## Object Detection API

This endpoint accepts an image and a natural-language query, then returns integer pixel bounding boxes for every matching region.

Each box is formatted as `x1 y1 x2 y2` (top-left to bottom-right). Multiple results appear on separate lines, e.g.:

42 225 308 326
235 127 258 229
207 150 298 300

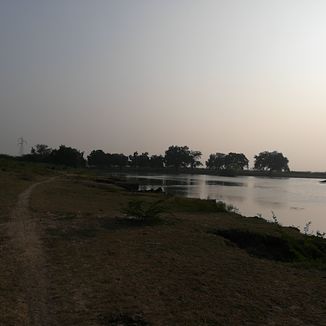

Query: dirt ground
1 169 326 325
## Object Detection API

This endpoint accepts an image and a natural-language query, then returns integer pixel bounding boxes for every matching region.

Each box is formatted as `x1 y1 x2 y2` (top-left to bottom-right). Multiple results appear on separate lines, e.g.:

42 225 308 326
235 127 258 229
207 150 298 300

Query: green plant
122 199 168 221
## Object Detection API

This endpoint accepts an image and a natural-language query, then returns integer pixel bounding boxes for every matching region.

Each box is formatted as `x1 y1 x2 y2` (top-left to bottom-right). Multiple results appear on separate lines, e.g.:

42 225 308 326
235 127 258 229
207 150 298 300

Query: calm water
123 173 326 233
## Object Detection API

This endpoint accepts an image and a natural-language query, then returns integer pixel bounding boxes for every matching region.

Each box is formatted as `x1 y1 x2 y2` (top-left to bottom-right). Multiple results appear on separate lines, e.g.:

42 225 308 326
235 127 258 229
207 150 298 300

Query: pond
122 173 326 234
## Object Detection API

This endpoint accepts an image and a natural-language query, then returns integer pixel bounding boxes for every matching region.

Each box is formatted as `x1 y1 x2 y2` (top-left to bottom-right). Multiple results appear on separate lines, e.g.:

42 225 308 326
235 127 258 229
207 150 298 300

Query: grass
1 159 326 325
212 228 326 268
121 199 169 224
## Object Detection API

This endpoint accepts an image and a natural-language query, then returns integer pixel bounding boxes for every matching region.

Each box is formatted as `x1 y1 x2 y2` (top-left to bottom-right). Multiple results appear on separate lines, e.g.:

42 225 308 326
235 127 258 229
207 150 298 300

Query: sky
1 0 326 171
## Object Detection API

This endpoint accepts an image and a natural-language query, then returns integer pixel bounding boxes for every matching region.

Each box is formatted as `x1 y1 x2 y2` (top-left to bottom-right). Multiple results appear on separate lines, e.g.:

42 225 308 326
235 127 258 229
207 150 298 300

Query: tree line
22 144 290 172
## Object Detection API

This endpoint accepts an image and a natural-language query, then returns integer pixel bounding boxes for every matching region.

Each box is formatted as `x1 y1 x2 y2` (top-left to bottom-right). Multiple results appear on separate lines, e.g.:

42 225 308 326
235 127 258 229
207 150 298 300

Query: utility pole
17 137 27 156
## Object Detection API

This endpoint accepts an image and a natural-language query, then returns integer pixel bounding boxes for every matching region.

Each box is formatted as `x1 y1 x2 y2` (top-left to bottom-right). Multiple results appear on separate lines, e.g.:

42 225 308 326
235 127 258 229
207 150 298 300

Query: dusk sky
1 1 326 171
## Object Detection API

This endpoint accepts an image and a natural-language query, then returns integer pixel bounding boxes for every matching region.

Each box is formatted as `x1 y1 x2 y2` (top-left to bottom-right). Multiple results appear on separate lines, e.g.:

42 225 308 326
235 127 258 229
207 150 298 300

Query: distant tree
107 153 129 168
254 151 289 172
129 152 150 168
50 145 86 167
87 150 108 167
25 144 53 162
224 152 249 170
165 145 202 169
31 144 52 158
206 153 226 170
149 155 165 169
188 150 203 169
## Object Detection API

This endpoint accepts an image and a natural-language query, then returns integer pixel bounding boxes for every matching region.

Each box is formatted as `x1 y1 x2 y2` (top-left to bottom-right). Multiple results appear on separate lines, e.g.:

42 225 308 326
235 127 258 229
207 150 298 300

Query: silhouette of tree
206 153 226 170
25 144 53 162
254 151 289 172
50 145 86 167
165 145 202 169
189 150 203 169
129 152 150 168
206 152 248 170
165 146 189 169
31 144 52 157
224 152 249 170
87 150 107 167
149 155 165 169
107 153 129 168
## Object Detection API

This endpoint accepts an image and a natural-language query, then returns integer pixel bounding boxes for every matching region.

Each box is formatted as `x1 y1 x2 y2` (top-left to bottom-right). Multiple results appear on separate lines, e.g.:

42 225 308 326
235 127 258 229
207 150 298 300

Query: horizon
1 1 326 171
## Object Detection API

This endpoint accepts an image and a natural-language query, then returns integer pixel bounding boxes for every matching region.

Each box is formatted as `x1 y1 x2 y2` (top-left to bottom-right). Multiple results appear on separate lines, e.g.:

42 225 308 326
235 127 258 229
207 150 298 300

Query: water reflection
205 180 245 187
123 173 326 233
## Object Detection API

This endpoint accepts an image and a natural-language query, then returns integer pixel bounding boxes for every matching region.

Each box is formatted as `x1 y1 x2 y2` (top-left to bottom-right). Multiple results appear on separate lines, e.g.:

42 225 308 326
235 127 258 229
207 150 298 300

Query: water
123 173 326 233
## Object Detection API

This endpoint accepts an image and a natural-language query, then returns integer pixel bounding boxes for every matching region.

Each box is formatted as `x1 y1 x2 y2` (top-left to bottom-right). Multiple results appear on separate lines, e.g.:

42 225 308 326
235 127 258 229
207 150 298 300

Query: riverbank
1 161 326 325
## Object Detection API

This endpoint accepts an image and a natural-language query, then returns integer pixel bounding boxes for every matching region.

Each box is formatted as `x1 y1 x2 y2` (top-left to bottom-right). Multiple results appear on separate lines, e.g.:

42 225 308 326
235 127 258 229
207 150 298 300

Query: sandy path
8 178 56 326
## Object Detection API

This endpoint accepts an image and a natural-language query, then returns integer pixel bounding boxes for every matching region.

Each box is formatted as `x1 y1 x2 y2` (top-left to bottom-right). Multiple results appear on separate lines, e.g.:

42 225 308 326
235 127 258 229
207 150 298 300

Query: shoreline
92 166 326 180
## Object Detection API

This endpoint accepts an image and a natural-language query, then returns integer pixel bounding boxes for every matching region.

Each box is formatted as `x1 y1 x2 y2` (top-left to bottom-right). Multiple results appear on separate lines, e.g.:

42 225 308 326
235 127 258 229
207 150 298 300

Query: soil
1 169 326 325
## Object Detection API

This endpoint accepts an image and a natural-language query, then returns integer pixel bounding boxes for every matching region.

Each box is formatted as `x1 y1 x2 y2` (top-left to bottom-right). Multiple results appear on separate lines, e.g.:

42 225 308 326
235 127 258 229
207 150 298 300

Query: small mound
212 229 326 264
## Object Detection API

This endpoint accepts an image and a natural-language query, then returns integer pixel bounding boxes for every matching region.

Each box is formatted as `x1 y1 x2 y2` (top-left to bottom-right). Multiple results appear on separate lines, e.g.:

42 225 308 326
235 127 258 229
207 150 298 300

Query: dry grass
1 162 326 325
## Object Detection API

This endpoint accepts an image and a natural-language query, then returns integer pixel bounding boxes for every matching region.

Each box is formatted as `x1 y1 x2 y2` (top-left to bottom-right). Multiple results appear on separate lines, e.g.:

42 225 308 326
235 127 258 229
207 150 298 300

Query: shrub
121 199 168 221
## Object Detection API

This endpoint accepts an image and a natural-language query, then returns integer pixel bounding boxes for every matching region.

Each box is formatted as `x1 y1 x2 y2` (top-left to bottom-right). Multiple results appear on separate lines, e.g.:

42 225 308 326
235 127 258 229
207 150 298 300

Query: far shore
91 166 326 180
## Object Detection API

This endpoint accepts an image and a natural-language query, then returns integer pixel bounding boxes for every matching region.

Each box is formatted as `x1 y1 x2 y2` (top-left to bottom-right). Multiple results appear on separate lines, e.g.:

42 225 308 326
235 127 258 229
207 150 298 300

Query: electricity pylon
17 137 27 156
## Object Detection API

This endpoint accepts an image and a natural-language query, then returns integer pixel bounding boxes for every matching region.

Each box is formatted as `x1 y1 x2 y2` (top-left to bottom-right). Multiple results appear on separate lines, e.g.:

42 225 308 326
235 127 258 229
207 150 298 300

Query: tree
188 150 203 169
129 152 150 168
165 145 202 169
149 155 165 169
107 153 129 168
206 152 248 170
206 153 226 170
87 150 107 167
31 144 52 157
50 145 86 167
224 152 249 170
254 151 289 172
26 144 53 162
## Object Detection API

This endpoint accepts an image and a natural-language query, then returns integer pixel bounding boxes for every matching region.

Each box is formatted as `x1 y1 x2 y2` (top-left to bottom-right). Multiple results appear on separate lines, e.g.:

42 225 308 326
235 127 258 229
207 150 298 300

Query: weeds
121 199 168 222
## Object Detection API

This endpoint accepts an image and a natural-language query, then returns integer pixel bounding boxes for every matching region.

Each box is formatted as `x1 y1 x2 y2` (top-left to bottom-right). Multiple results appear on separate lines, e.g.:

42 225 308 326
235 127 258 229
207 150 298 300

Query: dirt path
8 178 56 326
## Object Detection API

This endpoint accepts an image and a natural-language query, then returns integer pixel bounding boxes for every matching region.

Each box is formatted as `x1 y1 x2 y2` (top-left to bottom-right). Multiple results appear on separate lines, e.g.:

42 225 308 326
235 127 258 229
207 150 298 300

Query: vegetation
164 145 202 169
121 199 168 222
22 144 86 167
0 160 326 325
213 228 326 267
206 152 249 171
88 150 128 168
9 142 295 174
254 151 290 172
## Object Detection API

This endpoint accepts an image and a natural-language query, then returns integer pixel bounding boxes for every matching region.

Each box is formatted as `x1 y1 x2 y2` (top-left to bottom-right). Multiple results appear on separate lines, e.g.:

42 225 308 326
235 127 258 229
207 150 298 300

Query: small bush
121 199 168 221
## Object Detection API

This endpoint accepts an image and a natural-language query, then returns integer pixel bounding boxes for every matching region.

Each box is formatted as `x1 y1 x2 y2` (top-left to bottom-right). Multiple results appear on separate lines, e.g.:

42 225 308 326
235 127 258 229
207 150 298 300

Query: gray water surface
123 173 326 233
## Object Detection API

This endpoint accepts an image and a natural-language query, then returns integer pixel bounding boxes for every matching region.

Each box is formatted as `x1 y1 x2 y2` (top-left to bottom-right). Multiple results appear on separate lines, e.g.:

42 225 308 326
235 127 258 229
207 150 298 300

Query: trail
8 177 56 326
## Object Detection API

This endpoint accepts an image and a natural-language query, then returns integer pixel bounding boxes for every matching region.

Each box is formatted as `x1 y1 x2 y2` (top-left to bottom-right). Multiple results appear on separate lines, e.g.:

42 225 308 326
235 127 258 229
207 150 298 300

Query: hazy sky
1 0 326 171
